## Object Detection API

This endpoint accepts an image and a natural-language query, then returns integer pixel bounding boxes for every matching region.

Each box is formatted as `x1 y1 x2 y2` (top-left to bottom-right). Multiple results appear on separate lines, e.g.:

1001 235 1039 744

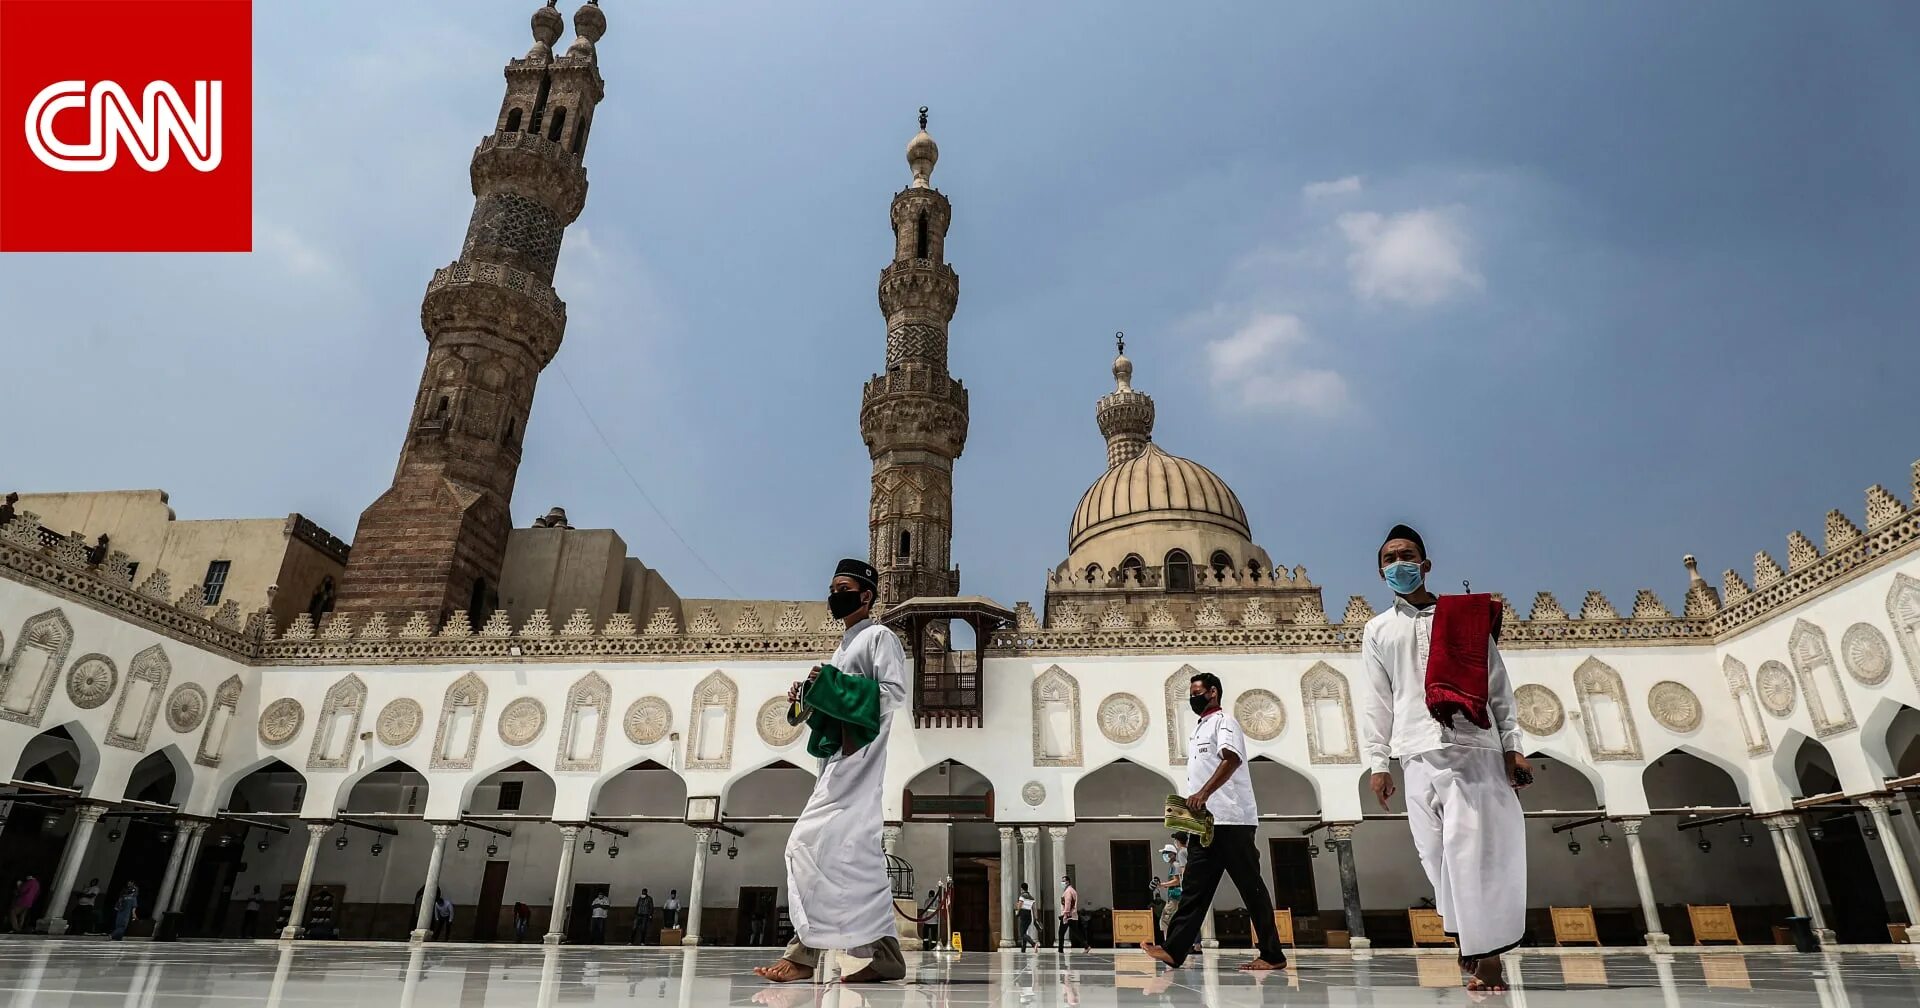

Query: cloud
1203 313 1349 416
1336 207 1481 307
1302 175 1363 200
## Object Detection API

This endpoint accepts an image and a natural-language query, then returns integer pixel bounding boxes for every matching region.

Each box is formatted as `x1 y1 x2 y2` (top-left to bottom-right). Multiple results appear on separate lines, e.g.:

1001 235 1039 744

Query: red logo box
1 0 251 252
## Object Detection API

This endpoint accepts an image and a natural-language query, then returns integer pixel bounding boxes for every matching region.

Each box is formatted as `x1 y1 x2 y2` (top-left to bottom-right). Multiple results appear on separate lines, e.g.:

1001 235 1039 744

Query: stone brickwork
336 4 609 625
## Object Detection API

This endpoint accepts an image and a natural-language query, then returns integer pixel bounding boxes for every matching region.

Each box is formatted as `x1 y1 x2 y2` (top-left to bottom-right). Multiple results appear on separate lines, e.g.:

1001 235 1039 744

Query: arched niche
307 673 366 771
124 746 188 805
1788 620 1856 738
1033 666 1082 767
1861 697 1920 781
0 609 72 726
590 758 688 818
902 759 992 821
106 644 170 752
556 671 610 772
1301 662 1359 765
1573 657 1641 761
196 676 242 768
722 759 815 819
462 759 557 817
1073 758 1178 818
14 723 99 789
686 671 738 772
1248 755 1320 815
1888 573 1920 688
219 757 306 814
1165 666 1200 766
432 672 488 771
1642 748 1748 808
343 758 428 814
1517 750 1603 814
1722 655 1770 756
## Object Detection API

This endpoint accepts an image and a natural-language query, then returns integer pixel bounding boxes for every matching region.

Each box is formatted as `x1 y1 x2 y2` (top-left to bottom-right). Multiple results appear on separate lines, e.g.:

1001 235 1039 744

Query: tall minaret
336 2 608 624
1097 332 1156 467
861 108 969 605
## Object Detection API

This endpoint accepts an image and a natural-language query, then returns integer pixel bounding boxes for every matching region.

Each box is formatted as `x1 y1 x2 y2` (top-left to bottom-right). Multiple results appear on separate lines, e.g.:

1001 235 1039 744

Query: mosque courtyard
0 941 1916 1008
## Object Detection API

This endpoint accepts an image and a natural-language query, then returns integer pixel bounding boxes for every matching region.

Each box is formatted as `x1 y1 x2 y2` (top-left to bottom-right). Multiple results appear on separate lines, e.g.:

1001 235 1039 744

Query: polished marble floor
0 942 1916 1008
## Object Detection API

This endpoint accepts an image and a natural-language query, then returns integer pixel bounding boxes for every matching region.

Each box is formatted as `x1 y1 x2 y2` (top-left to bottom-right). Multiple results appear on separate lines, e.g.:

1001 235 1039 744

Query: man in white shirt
1140 671 1286 972
590 890 611 944
1016 884 1036 951
1361 524 1531 992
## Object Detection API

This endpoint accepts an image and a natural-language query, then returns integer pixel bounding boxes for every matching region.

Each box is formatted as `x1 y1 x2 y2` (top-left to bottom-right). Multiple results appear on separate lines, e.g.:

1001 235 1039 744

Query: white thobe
1360 598 1526 959
784 617 908 951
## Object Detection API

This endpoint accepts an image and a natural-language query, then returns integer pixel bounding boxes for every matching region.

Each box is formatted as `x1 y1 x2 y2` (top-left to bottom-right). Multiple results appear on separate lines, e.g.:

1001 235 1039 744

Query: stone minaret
861 109 969 605
336 2 608 625
1097 332 1155 467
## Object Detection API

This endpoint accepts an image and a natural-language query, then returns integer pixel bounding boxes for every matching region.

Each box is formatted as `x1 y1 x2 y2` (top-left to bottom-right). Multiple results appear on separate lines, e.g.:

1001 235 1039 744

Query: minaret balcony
469 132 589 221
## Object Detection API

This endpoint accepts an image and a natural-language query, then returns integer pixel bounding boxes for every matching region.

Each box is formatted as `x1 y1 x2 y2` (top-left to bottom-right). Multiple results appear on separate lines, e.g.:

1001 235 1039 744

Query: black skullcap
834 558 878 592
1381 524 1426 559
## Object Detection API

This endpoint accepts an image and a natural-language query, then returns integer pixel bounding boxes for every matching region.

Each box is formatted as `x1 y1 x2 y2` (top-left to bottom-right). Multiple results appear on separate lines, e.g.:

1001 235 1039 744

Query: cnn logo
1 0 251 252
25 80 223 173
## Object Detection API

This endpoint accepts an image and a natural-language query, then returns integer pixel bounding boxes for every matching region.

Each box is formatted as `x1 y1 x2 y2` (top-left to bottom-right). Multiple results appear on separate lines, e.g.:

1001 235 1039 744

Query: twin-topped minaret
336 2 609 625
860 110 970 606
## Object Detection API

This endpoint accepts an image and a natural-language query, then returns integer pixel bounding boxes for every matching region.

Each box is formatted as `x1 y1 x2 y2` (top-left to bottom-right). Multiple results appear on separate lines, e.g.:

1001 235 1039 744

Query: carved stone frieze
377 698 425 746
65 653 117 710
625 696 671 745
1233 689 1285 742
1096 692 1148 745
1647 680 1702 734
1755 660 1797 717
499 696 547 747
1513 683 1564 737
259 698 304 746
165 683 207 733
757 696 804 748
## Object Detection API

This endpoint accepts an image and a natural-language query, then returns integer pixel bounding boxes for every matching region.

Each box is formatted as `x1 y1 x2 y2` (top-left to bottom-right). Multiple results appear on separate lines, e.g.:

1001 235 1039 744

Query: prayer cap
1382 524 1426 559
835 558 879 592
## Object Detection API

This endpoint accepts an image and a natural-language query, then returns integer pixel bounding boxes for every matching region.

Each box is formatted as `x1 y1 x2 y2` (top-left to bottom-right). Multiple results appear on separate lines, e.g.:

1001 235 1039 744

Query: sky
4 1 1918 616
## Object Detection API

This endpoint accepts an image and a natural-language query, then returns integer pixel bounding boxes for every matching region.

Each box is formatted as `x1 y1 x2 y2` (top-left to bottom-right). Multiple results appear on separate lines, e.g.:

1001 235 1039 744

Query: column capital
1018 826 1040 842
1619 818 1645 836
559 824 582 841
997 825 1014 839
430 822 455 839
305 821 335 839
1046 824 1069 840
1326 822 1357 842
1759 812 1801 829
691 826 713 844
1859 795 1894 812
74 803 110 825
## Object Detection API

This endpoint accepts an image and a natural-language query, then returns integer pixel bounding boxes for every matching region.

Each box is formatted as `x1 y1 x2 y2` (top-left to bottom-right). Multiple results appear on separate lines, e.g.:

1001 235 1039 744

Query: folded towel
1163 795 1215 847
804 663 882 760
1425 594 1503 730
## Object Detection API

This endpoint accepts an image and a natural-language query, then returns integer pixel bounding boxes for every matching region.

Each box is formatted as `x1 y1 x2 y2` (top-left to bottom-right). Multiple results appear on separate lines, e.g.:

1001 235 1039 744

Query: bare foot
1238 958 1284 971
1466 957 1508 992
1137 942 1178 968
752 959 814 984
840 966 899 984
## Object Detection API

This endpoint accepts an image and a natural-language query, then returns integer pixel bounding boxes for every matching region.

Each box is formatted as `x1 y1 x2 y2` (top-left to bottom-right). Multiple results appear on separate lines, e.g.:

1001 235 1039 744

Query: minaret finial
907 108 939 188
1116 330 1125 355
919 106 929 131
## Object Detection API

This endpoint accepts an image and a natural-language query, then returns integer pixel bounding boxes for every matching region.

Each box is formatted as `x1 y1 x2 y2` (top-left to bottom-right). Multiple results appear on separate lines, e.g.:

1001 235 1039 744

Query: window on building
915 212 929 259
505 108 523 132
547 106 567 143
497 780 524 812
307 576 335 621
1119 554 1145 586
1247 558 1264 582
201 560 232 606
898 530 912 560
1165 550 1193 592
125 562 140 581
1210 551 1233 581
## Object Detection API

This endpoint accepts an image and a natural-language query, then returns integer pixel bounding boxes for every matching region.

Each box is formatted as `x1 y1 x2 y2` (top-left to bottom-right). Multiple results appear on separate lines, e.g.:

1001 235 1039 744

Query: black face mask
1189 693 1213 716
828 589 868 620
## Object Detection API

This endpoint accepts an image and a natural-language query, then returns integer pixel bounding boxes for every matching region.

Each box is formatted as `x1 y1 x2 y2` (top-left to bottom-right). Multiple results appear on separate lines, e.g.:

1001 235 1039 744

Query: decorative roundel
1022 781 1046 807
1097 693 1149 744
165 683 207 733
1233 690 1286 742
1648 681 1703 733
66 654 117 710
1513 684 1565 736
499 697 547 747
1755 661 1797 717
757 697 804 747
1841 623 1893 686
258 698 304 746
377 698 425 747
625 697 671 745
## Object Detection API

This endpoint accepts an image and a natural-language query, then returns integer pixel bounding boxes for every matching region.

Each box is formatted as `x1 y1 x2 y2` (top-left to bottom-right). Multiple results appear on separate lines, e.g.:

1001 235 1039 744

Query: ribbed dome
1070 443 1251 551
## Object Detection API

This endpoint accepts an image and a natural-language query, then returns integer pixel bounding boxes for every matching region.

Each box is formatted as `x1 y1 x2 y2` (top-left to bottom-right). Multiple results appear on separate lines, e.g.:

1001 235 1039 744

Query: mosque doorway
950 858 991 952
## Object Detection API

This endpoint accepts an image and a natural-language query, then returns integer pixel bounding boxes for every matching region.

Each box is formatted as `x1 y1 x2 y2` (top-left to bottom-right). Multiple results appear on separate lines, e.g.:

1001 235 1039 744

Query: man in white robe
1361 524 1531 992
756 558 908 984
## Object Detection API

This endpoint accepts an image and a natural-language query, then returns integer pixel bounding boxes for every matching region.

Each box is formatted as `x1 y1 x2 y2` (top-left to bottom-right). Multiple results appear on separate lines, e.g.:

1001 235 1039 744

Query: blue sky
4 1 1917 615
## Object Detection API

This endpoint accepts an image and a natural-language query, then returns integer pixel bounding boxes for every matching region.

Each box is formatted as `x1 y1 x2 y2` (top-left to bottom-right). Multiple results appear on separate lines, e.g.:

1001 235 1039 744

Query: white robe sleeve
868 624 908 716
1359 623 1395 774
1485 635 1522 753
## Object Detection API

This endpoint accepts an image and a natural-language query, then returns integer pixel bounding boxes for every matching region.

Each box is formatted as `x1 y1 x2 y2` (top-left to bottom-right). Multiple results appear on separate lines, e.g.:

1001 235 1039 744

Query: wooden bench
1550 906 1601 947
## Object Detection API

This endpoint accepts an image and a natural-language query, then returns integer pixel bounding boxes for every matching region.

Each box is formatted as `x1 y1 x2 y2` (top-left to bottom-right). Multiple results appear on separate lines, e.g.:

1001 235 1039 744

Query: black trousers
1159 825 1285 967
1016 910 1033 949
1057 914 1089 951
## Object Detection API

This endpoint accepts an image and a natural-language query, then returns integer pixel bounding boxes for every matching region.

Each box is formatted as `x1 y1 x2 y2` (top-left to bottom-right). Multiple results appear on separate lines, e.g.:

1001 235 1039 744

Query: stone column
1861 798 1920 943
281 822 333 939
1019 826 1041 946
1048 825 1068 947
997 826 1017 948
543 825 582 945
149 822 193 925
683 827 713 947
1762 815 1812 919
42 802 109 935
1619 818 1670 950
1329 823 1369 952
1777 814 1837 945
410 823 455 943
155 821 210 940
883 824 902 857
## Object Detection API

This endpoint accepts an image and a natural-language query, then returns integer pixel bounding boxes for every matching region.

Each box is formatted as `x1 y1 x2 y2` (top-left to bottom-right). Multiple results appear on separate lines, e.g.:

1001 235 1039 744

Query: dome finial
1111 331 1133 392
1116 330 1125 355
919 106 929 131
907 107 939 188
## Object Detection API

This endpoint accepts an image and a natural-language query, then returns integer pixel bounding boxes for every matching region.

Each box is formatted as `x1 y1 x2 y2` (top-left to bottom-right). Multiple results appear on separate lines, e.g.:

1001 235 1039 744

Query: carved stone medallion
757 697 804 747
1513 684 1564 736
1648 681 1702 733
499 697 546 746
1097 693 1148 744
1756 661 1797 717
625 697 671 745
259 698 304 746
1022 781 1046 807
66 655 117 710
165 683 207 733
1233 689 1285 742
377 698 425 746
1841 623 1893 686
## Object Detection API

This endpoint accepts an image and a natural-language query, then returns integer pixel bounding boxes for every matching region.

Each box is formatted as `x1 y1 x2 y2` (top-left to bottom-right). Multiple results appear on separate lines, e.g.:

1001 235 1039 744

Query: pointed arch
459 757 557 817
556 671 611 772
1073 757 1179 817
1166 666 1198 765
1642 743 1752 803
196 675 243 768
123 745 190 804
724 759 816 818
1861 696 1920 781
307 673 367 770
432 672 488 771
1573 657 1641 760
215 756 306 813
12 722 102 790
1789 619 1856 737
1519 741 1608 804
106 644 170 751
1722 655 1770 756
685 670 737 771
1301 662 1359 764
0 608 72 726
589 757 689 818
1032 665 1082 767
341 757 428 814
